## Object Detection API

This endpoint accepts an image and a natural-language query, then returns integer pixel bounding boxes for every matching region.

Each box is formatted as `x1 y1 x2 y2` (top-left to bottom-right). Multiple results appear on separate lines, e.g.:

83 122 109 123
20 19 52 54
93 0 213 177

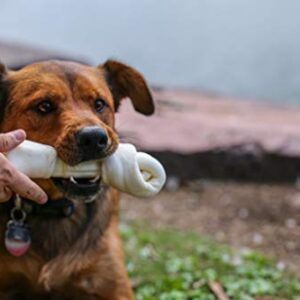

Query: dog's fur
0 60 154 299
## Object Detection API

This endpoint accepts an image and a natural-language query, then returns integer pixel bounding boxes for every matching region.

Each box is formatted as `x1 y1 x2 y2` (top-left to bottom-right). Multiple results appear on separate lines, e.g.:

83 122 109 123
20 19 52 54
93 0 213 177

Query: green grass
121 223 300 300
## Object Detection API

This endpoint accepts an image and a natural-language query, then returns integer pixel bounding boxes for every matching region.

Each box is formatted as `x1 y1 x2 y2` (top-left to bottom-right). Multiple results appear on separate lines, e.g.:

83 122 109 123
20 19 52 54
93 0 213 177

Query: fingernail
39 194 48 204
13 130 25 142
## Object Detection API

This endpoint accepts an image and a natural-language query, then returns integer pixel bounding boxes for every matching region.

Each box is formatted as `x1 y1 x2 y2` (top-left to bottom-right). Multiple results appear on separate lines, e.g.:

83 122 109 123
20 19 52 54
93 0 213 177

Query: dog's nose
76 126 108 160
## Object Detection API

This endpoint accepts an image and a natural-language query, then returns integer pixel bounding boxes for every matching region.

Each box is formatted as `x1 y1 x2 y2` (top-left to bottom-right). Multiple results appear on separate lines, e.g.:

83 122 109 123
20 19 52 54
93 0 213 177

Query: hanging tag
5 220 31 256
4 196 31 256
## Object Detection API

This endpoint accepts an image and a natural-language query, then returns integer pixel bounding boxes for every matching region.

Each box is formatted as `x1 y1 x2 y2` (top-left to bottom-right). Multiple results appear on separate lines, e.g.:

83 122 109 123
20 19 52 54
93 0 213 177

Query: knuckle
25 186 34 197
0 163 14 184
0 134 11 150
25 185 41 200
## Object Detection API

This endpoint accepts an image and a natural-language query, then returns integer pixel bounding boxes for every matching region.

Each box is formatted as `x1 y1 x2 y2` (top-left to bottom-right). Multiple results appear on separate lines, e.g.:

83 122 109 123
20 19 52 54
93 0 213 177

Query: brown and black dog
0 59 154 299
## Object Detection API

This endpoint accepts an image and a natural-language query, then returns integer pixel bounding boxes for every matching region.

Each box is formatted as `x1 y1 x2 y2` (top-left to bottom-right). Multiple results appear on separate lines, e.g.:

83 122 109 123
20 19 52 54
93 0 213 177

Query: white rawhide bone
5 140 166 197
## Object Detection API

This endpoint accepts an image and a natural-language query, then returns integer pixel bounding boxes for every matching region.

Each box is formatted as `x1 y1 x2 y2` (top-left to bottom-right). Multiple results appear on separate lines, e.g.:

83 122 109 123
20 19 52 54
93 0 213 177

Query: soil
120 181 300 275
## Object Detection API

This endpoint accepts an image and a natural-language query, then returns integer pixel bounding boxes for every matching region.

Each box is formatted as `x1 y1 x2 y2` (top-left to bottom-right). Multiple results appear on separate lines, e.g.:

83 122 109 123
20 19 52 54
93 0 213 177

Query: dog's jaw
51 176 103 202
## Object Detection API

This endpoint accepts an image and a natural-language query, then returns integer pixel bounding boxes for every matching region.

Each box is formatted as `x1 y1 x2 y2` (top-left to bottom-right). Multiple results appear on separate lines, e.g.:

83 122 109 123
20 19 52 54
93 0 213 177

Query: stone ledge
116 89 300 181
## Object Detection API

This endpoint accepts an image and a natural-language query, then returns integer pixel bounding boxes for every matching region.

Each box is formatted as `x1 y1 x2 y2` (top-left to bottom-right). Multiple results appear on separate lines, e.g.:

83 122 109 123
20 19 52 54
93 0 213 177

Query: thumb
0 129 26 152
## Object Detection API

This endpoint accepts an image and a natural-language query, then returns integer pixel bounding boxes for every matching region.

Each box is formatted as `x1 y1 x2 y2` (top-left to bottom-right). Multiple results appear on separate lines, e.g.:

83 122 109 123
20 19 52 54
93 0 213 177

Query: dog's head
0 60 154 199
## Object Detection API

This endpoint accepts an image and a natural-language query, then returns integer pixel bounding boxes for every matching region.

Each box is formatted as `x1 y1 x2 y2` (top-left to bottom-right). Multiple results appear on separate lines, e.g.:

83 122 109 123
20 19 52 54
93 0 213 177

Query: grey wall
1 0 300 105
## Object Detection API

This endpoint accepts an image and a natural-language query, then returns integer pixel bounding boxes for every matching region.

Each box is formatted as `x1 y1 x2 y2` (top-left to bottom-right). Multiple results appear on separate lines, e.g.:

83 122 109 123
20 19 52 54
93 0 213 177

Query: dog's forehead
8 60 110 96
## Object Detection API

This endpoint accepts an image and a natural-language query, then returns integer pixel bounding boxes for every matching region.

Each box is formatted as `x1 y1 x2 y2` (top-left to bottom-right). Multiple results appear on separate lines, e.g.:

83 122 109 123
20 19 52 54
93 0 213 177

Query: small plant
121 223 300 300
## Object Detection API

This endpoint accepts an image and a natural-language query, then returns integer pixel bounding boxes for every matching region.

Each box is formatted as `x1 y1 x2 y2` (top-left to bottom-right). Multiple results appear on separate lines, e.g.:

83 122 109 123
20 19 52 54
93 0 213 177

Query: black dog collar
21 197 75 218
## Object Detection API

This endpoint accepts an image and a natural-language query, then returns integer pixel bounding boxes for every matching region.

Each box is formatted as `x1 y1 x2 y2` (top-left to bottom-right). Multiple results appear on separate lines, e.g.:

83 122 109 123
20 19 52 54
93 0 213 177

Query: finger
0 156 47 204
0 129 26 152
7 168 48 204
0 186 12 203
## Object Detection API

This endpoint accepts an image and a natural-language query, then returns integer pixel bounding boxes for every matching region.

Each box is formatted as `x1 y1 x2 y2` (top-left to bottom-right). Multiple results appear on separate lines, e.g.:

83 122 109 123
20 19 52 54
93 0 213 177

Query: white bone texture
5 140 166 198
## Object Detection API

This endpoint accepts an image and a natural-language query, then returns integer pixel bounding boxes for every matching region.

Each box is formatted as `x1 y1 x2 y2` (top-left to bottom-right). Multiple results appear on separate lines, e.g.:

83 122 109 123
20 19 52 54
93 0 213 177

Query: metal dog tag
5 197 31 257
5 220 31 256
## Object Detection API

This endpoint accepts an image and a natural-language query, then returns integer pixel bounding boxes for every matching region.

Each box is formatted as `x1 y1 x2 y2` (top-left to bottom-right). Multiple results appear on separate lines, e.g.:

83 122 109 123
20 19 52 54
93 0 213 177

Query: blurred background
1 1 300 299
3 0 300 104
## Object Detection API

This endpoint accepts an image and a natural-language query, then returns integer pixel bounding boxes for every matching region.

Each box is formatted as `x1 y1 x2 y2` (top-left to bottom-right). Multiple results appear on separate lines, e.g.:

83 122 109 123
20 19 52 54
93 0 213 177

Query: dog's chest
0 194 108 260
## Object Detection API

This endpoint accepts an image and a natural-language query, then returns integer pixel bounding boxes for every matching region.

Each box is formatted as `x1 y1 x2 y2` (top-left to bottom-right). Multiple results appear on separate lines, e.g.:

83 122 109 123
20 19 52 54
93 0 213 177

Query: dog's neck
0 187 112 260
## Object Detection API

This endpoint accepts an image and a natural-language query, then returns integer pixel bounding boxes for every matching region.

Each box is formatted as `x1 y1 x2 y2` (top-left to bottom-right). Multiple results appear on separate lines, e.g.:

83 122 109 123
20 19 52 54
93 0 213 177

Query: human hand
0 129 48 203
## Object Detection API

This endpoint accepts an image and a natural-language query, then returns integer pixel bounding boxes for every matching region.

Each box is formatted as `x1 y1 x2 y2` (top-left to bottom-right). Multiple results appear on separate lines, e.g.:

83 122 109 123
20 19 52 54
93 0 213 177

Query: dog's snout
77 127 108 149
76 126 108 161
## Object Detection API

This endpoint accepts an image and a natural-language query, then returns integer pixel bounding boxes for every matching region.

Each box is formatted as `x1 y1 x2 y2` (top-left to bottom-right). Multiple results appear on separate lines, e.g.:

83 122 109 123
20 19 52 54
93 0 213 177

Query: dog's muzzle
76 126 109 163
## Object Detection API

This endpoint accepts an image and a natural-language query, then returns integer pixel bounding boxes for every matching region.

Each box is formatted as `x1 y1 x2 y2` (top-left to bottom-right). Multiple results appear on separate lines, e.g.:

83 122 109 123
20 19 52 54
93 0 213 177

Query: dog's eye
94 99 107 113
36 100 56 115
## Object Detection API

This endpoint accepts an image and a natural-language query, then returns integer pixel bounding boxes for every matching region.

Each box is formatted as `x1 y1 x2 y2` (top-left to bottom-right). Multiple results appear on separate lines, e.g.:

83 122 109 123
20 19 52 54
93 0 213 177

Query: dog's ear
100 60 154 115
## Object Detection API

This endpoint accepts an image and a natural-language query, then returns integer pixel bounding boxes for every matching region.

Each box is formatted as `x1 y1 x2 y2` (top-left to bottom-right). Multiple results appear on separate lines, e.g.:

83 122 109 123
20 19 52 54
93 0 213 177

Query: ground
121 223 300 300
121 181 300 276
